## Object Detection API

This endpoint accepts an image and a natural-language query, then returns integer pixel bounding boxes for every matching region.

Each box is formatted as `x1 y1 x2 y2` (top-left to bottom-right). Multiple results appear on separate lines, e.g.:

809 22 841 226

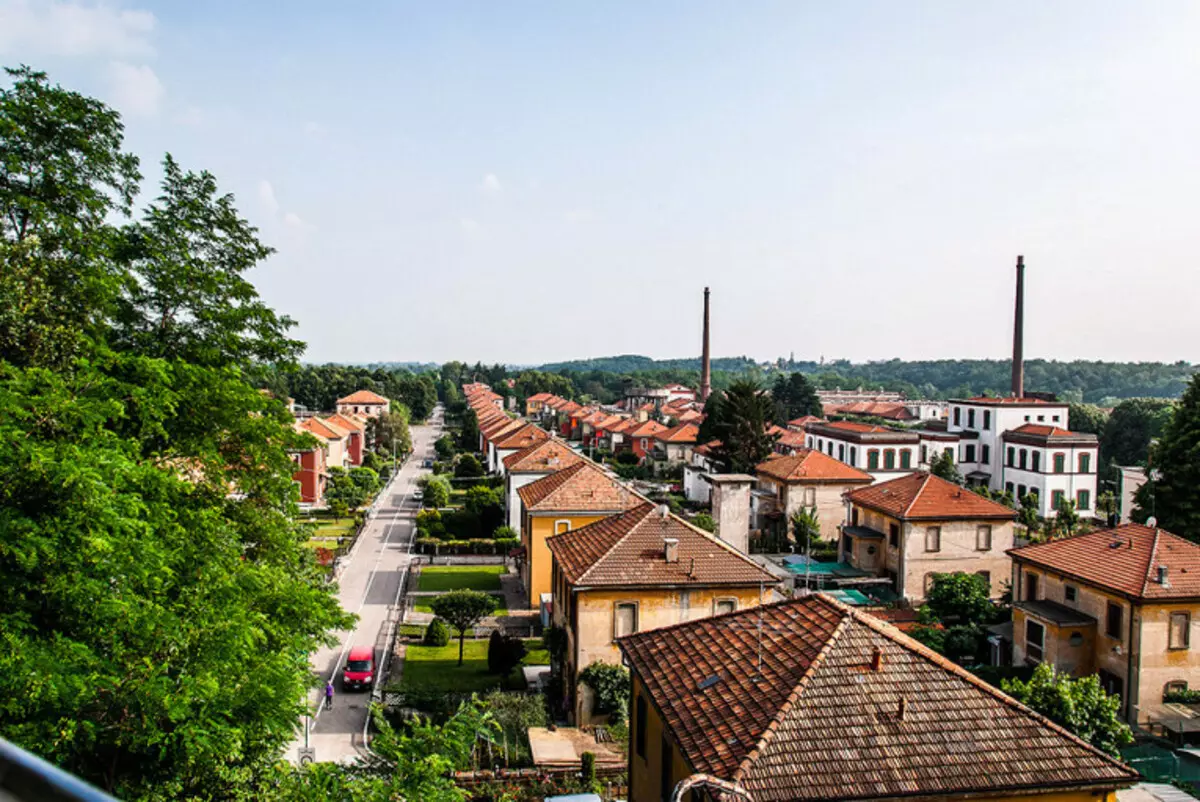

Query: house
840 471 1018 601
662 383 697 404
625 420 669 461
774 428 808 455
502 438 585 531
298 416 351 471
524 392 554 416
787 414 824 432
1008 524 1200 729
806 420 920 481
290 421 329 505
824 400 919 423
754 449 873 542
335 389 390 418
598 416 638 452
578 409 611 447
325 412 367 466
676 409 704 425
546 502 775 724
517 462 643 610
481 415 525 462
653 422 699 465
1000 424 1100 518
592 414 631 452
618 594 1137 802
682 440 720 504
489 422 549 475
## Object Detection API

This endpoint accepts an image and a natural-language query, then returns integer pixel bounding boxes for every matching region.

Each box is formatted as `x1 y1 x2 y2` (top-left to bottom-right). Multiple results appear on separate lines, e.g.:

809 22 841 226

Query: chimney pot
871 646 884 672
664 537 679 563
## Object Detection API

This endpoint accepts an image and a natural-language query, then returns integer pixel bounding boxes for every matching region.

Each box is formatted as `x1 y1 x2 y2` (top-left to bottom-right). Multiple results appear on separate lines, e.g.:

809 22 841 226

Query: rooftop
953 396 1066 407
618 595 1137 801
656 422 700 444
1003 423 1099 444
503 438 585 473
336 389 388 405
517 462 644 513
846 471 1018 521
493 422 550 450
755 449 873 485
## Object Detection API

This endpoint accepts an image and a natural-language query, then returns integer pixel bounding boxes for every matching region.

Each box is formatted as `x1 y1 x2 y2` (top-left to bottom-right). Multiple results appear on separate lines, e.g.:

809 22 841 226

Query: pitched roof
775 430 807 449
694 439 721 458
618 596 1136 801
822 420 895 434
677 409 705 424
325 413 366 433
1003 423 1099 445
526 392 554 403
336 389 388 405
788 415 824 427
626 420 669 438
502 438 585 473
1009 524 1200 601
557 400 582 414
845 471 1017 521
593 414 629 432
299 416 348 441
656 422 700 444
547 502 775 588
493 422 550 451
755 449 873 484
517 462 644 513
825 400 917 420
484 418 527 444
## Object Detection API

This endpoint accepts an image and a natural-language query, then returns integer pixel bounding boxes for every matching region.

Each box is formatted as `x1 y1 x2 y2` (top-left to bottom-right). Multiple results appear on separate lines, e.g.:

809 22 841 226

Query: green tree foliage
458 408 480 452
419 474 452 508
1053 499 1080 537
1134 374 1200 537
326 466 367 510
1018 492 1041 533
349 466 381 498
929 451 963 484
1067 403 1109 436
486 630 527 677
463 485 503 535
423 618 451 647
429 591 496 666
0 67 352 799
262 365 438 420
691 513 716 533
923 572 996 626
790 507 821 551
1002 664 1133 757
699 379 779 473
771 372 823 423
578 663 631 725
455 453 484 478
434 434 456 461
1102 397 1175 469
366 408 412 456
512 369 575 406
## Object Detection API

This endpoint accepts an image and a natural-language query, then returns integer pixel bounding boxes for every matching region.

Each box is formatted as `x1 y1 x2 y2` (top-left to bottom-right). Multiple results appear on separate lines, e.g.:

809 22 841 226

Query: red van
342 647 375 691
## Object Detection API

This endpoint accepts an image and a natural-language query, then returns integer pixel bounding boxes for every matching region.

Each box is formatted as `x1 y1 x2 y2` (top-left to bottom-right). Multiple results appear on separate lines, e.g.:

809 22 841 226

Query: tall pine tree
1134 373 1200 539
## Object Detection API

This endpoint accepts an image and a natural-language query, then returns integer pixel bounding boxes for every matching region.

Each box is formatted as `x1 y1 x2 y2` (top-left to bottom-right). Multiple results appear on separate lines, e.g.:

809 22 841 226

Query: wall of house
505 472 547 531
1011 607 1097 676
323 435 348 470
1000 444 1099 518
1133 602 1200 724
903 518 1015 601
683 464 712 504
711 481 752 553
292 447 327 504
337 401 388 418
524 512 610 608
629 673 694 802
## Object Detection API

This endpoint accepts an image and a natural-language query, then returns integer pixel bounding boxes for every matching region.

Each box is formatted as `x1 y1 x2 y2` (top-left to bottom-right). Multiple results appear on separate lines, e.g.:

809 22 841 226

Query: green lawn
400 638 545 693
414 593 507 617
304 537 339 551
417 565 504 592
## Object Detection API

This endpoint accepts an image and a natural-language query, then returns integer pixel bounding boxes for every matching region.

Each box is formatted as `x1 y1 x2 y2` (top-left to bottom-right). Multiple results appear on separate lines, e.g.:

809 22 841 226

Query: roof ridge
731 599 851 783
835 597 1138 776
904 472 934 517
574 504 655 584
1141 526 1162 597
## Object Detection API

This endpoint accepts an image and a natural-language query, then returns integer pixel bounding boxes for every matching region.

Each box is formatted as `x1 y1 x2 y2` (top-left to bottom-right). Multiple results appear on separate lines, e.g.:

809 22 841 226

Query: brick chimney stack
700 287 712 402
1011 255 1025 398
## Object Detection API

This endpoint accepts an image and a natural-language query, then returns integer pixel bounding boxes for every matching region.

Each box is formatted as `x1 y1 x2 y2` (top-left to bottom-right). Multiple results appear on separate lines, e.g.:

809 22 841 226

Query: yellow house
516 461 642 610
1009 523 1200 730
841 471 1018 601
618 594 1138 802
546 502 776 724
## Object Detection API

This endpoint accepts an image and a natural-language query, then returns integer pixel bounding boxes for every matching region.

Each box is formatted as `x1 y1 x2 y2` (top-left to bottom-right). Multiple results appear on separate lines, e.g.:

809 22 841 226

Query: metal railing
0 737 119 802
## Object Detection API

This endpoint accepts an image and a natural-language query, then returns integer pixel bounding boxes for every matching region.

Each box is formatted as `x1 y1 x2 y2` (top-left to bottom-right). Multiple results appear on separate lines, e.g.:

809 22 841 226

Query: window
838 444 845 462
1006 481 1015 495
1019 449 1027 469
888 523 900 548
1065 585 1077 602
849 447 857 467
968 409 976 428
884 449 896 470
868 450 879 470
828 442 834 456
983 410 991 430
1053 453 1065 473
1007 446 1016 466
1170 612 1190 650
1037 415 1045 422
1051 490 1065 510
921 445 928 464
1031 451 1041 472
841 533 853 558
635 695 647 758
614 602 638 639
981 444 990 464
804 487 816 506
964 444 976 463
1079 453 1091 473
1106 602 1123 639
1024 415 1030 422
851 507 859 526
555 519 571 535
953 407 961 426
900 450 912 469
1025 572 1039 601
1026 619 1045 662
925 526 941 552
1166 681 1189 698
807 436 814 448
977 570 991 587
976 525 992 551
715 598 737 616
1018 484 1027 500
1076 489 1090 511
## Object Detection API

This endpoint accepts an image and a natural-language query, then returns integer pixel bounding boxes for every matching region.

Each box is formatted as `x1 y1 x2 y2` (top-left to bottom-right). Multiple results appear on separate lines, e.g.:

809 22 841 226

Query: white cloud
0 0 156 58
258 180 280 216
106 61 163 116
283 212 304 228
480 173 502 195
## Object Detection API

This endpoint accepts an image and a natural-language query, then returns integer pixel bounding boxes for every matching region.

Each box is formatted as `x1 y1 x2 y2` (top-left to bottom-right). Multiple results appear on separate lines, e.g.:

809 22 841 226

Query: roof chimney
898 696 908 721
664 537 679 563
870 646 884 672
1158 565 1169 586
700 287 712 403
1011 255 1025 398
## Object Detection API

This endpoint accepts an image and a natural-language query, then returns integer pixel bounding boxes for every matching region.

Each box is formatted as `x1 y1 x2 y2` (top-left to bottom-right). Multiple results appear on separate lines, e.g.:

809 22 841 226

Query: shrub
423 617 450 647
579 663 631 725
487 630 527 677
455 453 484 478
615 451 640 465
691 513 715 533
492 525 518 541
493 537 520 553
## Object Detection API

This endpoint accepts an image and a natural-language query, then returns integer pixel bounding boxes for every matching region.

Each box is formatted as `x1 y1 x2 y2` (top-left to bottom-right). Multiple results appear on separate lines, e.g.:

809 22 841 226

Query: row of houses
462 385 1153 802
289 389 390 505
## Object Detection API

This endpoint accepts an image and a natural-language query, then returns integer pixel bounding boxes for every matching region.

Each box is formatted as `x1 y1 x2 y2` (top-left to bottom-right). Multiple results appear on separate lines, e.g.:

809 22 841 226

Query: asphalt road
287 410 440 764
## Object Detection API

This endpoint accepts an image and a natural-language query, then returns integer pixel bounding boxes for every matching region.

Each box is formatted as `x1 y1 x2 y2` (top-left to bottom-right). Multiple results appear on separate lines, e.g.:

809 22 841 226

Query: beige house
653 422 700 465
840 471 1017 601
754 449 873 542
335 389 390 418
298 416 351 471
546 502 775 724
1009 524 1200 729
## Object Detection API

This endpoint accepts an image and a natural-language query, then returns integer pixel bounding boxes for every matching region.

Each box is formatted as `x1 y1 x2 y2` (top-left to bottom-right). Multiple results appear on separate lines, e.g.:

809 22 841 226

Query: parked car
412 489 424 501
422 459 433 468
342 647 375 691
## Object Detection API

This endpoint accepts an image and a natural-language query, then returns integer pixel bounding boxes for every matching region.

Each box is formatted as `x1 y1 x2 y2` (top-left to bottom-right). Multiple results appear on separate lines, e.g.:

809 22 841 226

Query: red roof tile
845 471 1017 521
493 422 550 450
655 422 700 444
336 389 388 405
517 462 644 512
526 392 554 403
626 420 669 438
755 449 873 484
503 438 585 473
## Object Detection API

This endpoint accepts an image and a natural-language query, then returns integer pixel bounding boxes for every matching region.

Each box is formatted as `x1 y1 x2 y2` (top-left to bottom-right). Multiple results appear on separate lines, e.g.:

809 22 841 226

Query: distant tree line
251 363 439 420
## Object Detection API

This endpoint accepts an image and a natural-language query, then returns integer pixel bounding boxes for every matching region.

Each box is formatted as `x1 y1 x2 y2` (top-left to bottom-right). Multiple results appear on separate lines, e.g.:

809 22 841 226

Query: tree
329 499 349 523
434 434 456 461
349 466 381 498
1002 664 1133 757
929 450 962 484
367 409 412 456
1018 492 1041 533
771 372 822 423
459 409 480 451
430 591 497 666
1053 499 1080 537
486 630 527 677
692 513 716 533
578 663 631 725
327 466 368 511
455 453 484 478
700 379 778 473
419 474 451 508
1134 374 1200 537
1097 491 1118 525
1102 398 1175 469
923 573 995 626
1067 403 1108 436
791 507 821 552
463 485 503 535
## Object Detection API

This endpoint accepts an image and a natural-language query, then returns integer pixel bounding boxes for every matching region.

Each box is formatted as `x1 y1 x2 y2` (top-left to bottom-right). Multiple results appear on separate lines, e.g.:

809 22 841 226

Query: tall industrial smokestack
1011 255 1025 398
700 287 712 402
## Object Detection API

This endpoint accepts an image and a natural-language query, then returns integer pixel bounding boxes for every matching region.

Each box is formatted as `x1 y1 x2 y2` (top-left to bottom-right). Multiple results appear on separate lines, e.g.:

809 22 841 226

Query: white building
683 442 719 504
1000 424 1100 518
804 421 920 483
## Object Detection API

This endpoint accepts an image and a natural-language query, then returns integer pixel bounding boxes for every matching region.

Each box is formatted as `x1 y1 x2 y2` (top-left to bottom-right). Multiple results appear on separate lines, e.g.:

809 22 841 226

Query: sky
3 1 1199 366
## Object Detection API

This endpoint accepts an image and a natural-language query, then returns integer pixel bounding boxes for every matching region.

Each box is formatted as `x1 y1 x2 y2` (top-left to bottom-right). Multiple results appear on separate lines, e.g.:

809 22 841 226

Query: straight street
287 409 441 764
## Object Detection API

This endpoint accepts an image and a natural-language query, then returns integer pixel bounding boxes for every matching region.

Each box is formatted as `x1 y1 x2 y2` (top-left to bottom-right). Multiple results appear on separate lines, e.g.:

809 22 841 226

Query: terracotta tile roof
655 422 700 444
557 400 582 414
594 414 629 432
694 439 721 458
626 420 668 439
480 414 516 436
956 396 1063 406
300 417 348 440
493 422 550 450
755 449 873 484
570 405 597 420
503 438 585 473
547 396 574 410
775 430 807 449
482 417 523 442
822 420 894 434
788 415 824 427
845 471 1017 521
325 413 366 433
517 462 644 513
526 392 554 403
618 595 1136 801
1003 423 1099 444
1009 524 1200 601
336 389 389 405
547 502 775 588
825 400 917 420
581 410 610 426
610 418 642 435
677 409 705 424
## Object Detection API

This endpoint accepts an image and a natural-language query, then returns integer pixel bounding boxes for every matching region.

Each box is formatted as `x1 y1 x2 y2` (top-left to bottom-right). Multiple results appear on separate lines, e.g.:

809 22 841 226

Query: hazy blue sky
3 1 1198 365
